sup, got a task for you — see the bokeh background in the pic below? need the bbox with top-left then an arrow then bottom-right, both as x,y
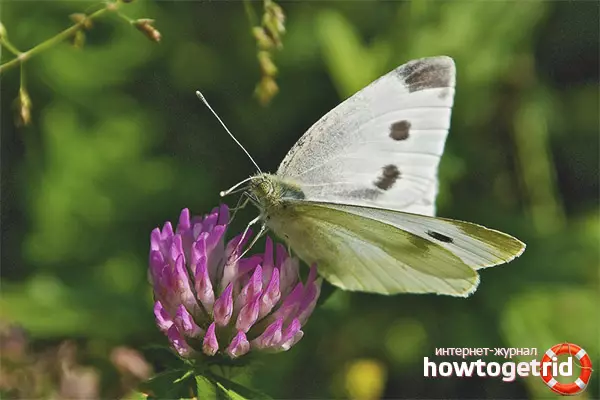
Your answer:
1,0 -> 598,398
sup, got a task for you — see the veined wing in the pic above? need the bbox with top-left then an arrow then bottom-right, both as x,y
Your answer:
277,56 -> 456,216
270,201 -> 480,296
301,201 -> 526,270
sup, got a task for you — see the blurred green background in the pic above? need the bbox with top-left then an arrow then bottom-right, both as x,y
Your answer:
1,0 -> 598,398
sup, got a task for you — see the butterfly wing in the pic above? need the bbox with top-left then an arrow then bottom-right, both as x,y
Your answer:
308,201 -> 526,270
264,56 -> 525,295
268,200 -> 525,296
277,56 -> 456,216
268,201 -> 480,296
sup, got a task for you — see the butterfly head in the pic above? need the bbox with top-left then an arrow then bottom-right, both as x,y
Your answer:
249,174 -> 275,199
248,174 -> 305,214
248,174 -> 288,220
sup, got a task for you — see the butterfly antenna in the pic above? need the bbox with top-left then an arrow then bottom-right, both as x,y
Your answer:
219,176 -> 255,197
196,91 -> 262,173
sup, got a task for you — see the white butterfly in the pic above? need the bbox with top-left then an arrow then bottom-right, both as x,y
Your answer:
201,56 -> 525,297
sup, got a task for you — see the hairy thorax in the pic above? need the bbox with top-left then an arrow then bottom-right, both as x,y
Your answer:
248,174 -> 317,263
248,173 -> 306,223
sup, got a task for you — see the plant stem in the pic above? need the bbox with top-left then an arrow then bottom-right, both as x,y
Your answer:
243,0 -> 258,28
116,11 -> 134,24
1,38 -> 22,56
0,6 -> 115,75
20,64 -> 25,88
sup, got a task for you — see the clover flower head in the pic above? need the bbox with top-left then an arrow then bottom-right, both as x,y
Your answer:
149,205 -> 321,359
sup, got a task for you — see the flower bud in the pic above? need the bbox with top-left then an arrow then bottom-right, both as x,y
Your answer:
252,27 -> 275,50
279,318 -> 303,351
236,297 -> 260,333
16,87 -> 32,127
255,76 -> 279,106
253,318 -> 283,350
174,305 -> 203,338
194,255 -> 215,313
227,331 -> 250,359
69,13 -> 93,29
262,0 -> 285,48
133,19 -> 161,43
167,326 -> 195,358
213,283 -> 233,327
202,323 -> 218,356
258,51 -> 278,77
153,301 -> 172,333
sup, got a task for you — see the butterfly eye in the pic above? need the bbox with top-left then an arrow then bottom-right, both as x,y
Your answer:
254,179 -> 271,196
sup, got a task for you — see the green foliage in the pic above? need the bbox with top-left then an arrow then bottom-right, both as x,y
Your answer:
139,369 -> 195,399
135,365 -> 272,399
1,0 -> 598,398
206,373 -> 273,400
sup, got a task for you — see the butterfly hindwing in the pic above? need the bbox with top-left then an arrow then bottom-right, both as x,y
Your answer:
277,56 -> 456,216
267,200 -> 480,296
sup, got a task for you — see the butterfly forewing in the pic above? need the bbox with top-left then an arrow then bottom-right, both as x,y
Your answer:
277,56 -> 456,216
308,202 -> 526,270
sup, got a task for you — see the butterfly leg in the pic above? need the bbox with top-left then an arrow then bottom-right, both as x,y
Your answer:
235,222 -> 268,262
237,215 -> 260,248
229,193 -> 250,224
230,215 -> 262,263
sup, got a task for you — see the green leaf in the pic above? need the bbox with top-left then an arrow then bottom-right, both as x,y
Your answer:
195,375 -> 219,399
207,372 -> 273,400
138,369 -> 195,399
175,370 -> 194,383
216,382 -> 247,400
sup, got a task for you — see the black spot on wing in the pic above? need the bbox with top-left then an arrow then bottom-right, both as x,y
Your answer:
374,165 -> 400,190
389,120 -> 411,141
426,230 -> 454,243
396,58 -> 453,92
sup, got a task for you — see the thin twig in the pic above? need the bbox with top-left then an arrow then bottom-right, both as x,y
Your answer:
1,38 -> 21,56
242,0 -> 258,28
0,6 -> 114,75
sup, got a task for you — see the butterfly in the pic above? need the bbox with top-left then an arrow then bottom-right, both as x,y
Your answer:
201,56 -> 525,297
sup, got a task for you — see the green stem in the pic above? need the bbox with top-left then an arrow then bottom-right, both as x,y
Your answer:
115,11 -> 134,24
243,0 -> 258,28
0,6 -> 114,75
20,63 -> 25,88
1,38 -> 22,56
